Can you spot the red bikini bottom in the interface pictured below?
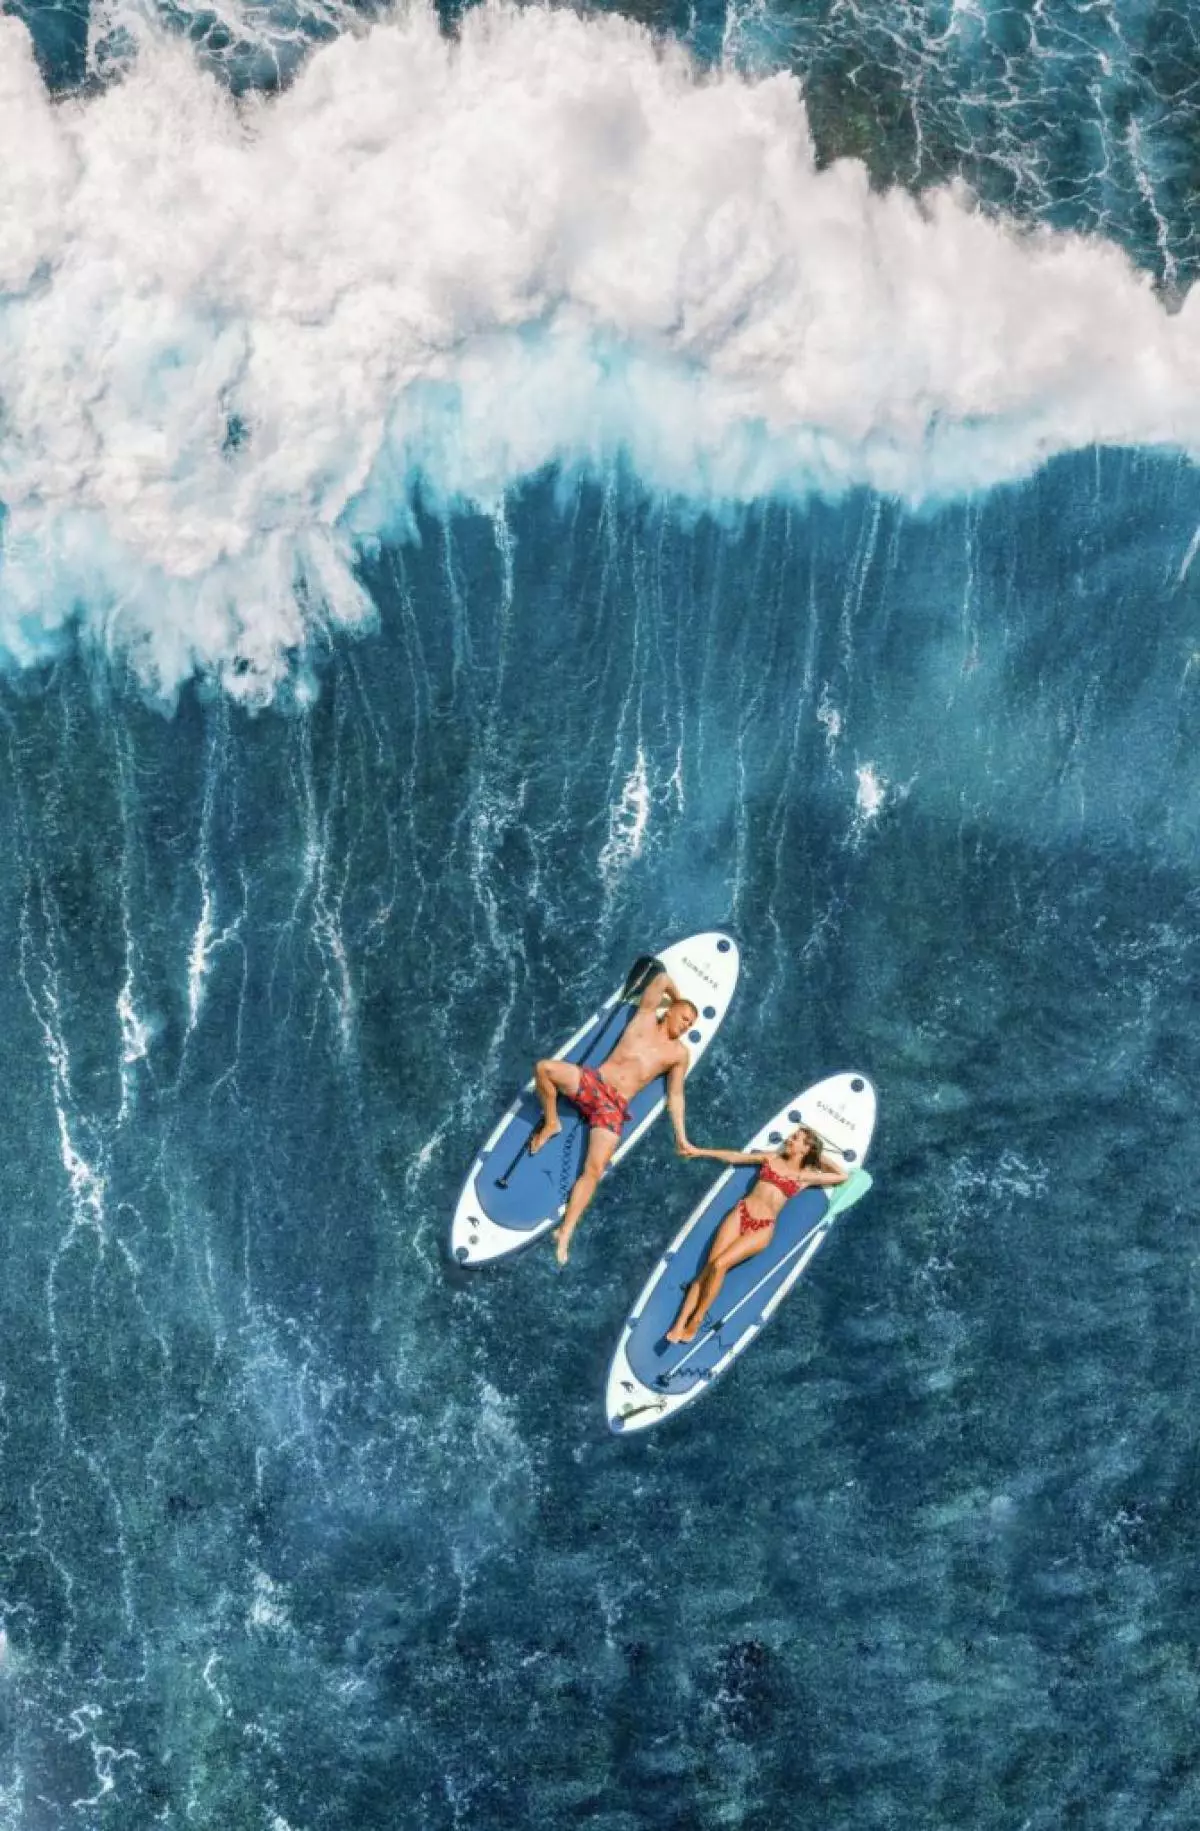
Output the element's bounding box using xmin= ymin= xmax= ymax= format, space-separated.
xmin=738 ymin=1200 xmax=774 ymax=1236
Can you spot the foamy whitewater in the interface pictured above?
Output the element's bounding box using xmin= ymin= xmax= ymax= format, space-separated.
xmin=1 ymin=0 xmax=1199 ymax=696
xmin=2 ymin=3 xmax=1199 ymax=1828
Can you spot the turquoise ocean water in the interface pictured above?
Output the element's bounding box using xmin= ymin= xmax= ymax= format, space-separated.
xmin=1 ymin=0 xmax=1199 ymax=1823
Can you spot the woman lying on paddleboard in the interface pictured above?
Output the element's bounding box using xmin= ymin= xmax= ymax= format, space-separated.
xmin=666 ymin=1126 xmax=849 ymax=1343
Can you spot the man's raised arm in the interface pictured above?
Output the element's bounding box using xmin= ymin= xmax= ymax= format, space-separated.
xmin=638 ymin=968 xmax=680 ymax=1012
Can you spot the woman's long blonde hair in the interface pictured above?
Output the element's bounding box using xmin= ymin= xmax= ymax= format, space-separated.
xmin=785 ymin=1125 xmax=824 ymax=1169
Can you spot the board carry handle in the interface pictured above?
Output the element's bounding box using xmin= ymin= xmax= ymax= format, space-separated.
xmin=494 ymin=955 xmax=665 ymax=1191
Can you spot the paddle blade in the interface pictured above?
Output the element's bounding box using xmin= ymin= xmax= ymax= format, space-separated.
xmin=825 ymin=1169 xmax=873 ymax=1219
xmin=622 ymin=955 xmax=664 ymax=1000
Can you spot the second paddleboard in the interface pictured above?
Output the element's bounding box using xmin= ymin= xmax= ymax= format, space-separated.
xmin=606 ymin=1072 xmax=877 ymax=1431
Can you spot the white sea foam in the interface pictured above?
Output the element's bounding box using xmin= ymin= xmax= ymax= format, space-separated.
xmin=3 ymin=2 xmax=1200 ymax=697
xmin=854 ymin=762 xmax=887 ymax=821
xmin=816 ymin=693 xmax=842 ymax=751
xmin=599 ymin=745 xmax=652 ymax=883
xmin=247 ymin=1570 xmax=292 ymax=1634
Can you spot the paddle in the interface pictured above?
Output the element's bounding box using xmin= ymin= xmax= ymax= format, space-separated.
xmin=494 ymin=955 xmax=664 ymax=1190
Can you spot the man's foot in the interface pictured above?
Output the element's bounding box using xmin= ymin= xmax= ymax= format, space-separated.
xmin=679 ymin=1314 xmax=706 ymax=1342
xmin=528 ymin=1118 xmax=561 ymax=1156
xmin=665 ymin=1320 xmax=688 ymax=1343
xmin=552 ymin=1223 xmax=574 ymax=1265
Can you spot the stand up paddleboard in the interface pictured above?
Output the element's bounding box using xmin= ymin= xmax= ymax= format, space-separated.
xmin=451 ymin=933 xmax=741 ymax=1266
xmin=605 ymin=1073 xmax=877 ymax=1432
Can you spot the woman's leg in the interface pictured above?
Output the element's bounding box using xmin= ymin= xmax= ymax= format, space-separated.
xmin=667 ymin=1208 xmax=745 ymax=1342
xmin=678 ymin=1226 xmax=772 ymax=1341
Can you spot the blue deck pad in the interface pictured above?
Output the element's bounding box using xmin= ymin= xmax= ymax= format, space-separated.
xmin=626 ymin=1176 xmax=832 ymax=1389
xmin=475 ymin=1006 xmax=667 ymax=1234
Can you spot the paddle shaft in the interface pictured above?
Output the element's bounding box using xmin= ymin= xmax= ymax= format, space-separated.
xmin=494 ymin=956 xmax=663 ymax=1190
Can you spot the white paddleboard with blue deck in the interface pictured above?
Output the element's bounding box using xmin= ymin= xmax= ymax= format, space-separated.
xmin=606 ymin=1072 xmax=877 ymax=1432
xmin=451 ymin=932 xmax=741 ymax=1266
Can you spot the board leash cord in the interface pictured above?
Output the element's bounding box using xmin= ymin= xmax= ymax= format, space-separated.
xmin=557 ymin=1121 xmax=579 ymax=1211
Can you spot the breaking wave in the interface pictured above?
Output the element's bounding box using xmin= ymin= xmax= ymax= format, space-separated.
xmin=2 ymin=0 xmax=1199 ymax=698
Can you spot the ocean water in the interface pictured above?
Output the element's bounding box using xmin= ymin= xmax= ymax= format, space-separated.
xmin=2 ymin=1 xmax=1200 ymax=1826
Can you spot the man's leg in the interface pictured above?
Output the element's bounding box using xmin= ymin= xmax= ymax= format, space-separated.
xmin=553 ymin=1124 xmax=620 ymax=1264
xmin=530 ymin=1059 xmax=582 ymax=1154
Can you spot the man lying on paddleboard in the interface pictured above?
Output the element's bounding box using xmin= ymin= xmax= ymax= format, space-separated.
xmin=529 ymin=968 xmax=698 ymax=1264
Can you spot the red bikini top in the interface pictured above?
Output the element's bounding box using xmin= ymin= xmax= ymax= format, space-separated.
xmin=758 ymin=1161 xmax=803 ymax=1200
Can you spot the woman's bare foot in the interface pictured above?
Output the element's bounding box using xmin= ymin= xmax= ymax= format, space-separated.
xmin=552 ymin=1222 xmax=575 ymax=1264
xmin=528 ymin=1118 xmax=561 ymax=1155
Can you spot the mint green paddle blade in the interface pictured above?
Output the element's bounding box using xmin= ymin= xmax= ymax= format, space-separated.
xmin=825 ymin=1168 xmax=873 ymax=1220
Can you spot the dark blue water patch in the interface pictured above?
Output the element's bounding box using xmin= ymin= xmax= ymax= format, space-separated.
xmin=0 ymin=453 xmax=1198 ymax=1825
xmin=3 ymin=0 xmax=90 ymax=89
xmin=711 ymin=0 xmax=1200 ymax=290
xmin=5 ymin=0 xmax=388 ymax=93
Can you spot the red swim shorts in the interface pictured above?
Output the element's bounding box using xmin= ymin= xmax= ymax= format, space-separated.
xmin=573 ymin=1066 xmax=631 ymax=1136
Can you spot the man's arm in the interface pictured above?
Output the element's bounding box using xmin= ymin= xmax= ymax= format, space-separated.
xmin=638 ymin=968 xmax=680 ymax=1013
xmin=666 ymin=1055 xmax=690 ymax=1149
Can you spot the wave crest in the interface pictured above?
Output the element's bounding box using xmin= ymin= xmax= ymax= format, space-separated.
xmin=1 ymin=2 xmax=1197 ymax=697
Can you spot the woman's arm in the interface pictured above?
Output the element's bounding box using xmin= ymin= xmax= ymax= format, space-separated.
xmin=680 ymin=1145 xmax=769 ymax=1166
xmin=806 ymin=1155 xmax=849 ymax=1188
